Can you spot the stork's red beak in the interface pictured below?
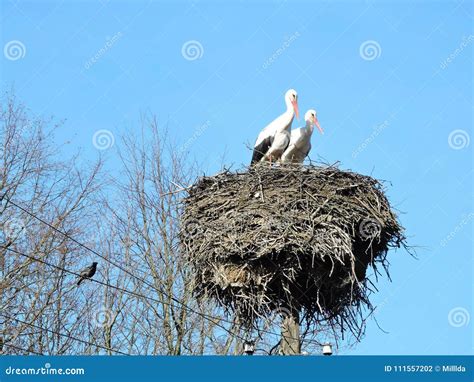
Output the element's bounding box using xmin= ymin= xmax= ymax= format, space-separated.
xmin=315 ymin=118 xmax=323 ymax=134
xmin=292 ymin=100 xmax=299 ymax=119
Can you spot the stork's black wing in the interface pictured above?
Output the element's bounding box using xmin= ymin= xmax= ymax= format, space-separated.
xmin=303 ymin=142 xmax=312 ymax=159
xmin=251 ymin=136 xmax=273 ymax=165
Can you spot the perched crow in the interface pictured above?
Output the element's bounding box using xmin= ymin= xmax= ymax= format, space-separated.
xmin=76 ymin=262 xmax=98 ymax=285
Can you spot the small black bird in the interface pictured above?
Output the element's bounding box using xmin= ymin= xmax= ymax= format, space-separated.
xmin=76 ymin=262 xmax=98 ymax=286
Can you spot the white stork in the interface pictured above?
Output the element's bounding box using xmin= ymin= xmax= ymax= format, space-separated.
xmin=281 ymin=109 xmax=323 ymax=164
xmin=251 ymin=89 xmax=299 ymax=165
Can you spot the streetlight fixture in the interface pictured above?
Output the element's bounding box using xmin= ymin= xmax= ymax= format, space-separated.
xmin=322 ymin=343 xmax=333 ymax=356
xmin=243 ymin=341 xmax=255 ymax=355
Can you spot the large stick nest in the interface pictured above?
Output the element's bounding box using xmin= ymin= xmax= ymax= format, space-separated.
xmin=180 ymin=164 xmax=406 ymax=335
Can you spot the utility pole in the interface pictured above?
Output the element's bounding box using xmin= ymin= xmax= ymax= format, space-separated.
xmin=280 ymin=308 xmax=300 ymax=355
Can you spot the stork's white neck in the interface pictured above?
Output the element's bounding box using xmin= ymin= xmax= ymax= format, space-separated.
xmin=280 ymin=96 xmax=295 ymax=131
xmin=304 ymin=119 xmax=314 ymax=134
xmin=284 ymin=96 xmax=294 ymax=114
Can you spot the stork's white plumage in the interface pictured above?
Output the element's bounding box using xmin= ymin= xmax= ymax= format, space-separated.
xmin=281 ymin=109 xmax=323 ymax=164
xmin=251 ymin=89 xmax=299 ymax=164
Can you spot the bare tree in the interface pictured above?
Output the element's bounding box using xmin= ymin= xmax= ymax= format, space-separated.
xmin=0 ymin=93 xmax=104 ymax=355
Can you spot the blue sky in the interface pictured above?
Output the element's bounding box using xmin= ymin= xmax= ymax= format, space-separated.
xmin=1 ymin=0 xmax=472 ymax=355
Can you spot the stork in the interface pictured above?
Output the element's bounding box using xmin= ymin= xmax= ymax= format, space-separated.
xmin=250 ymin=89 xmax=299 ymax=165
xmin=281 ymin=109 xmax=323 ymax=164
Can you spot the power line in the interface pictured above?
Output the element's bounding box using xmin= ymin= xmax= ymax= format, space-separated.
xmin=3 ymin=198 xmax=254 ymax=342
xmin=1 ymin=313 xmax=129 ymax=355
xmin=4 ymin=246 xmax=322 ymax=351
xmin=3 ymin=197 xmax=322 ymax=348
xmin=3 ymin=246 xmax=248 ymax=344
xmin=4 ymin=198 xmax=239 ymax=329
